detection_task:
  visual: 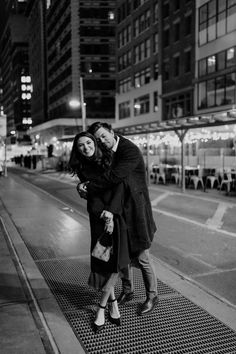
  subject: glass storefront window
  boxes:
[207,79,215,107]
[207,55,216,73]
[225,73,236,104]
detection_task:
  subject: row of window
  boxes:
[133,9,151,38]
[118,0,152,23]
[198,72,236,109]
[163,50,191,81]
[118,5,158,49]
[163,14,192,47]
[199,0,236,46]
[118,63,158,93]
[199,47,236,76]
[162,0,191,18]
[118,91,158,119]
[118,37,153,71]
[164,92,192,120]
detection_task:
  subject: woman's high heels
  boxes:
[93,304,106,333]
[108,299,121,326]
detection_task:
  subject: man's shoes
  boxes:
[139,296,158,316]
[117,291,134,305]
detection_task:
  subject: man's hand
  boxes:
[77,182,88,199]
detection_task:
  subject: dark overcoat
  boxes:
[87,135,157,254]
[77,160,130,275]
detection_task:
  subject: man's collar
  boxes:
[112,135,120,152]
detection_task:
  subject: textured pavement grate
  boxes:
[36,258,236,354]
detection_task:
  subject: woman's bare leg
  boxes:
[109,287,120,319]
[94,288,112,326]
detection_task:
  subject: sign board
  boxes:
[0,114,7,137]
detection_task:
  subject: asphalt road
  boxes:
[8,167,236,307]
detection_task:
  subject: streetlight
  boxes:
[69,78,86,131]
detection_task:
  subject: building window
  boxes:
[226,47,236,67]
[198,46,236,76]
[133,9,151,38]
[153,63,159,80]
[119,77,131,93]
[134,39,150,64]
[163,1,169,18]
[153,32,158,53]
[134,67,151,88]
[199,0,236,46]
[185,14,192,35]
[154,1,158,23]
[163,27,170,47]
[163,60,169,81]
[207,55,216,73]
[134,94,150,116]
[174,22,180,42]
[153,91,158,112]
[118,50,131,71]
[119,101,130,119]
[118,25,131,48]
[198,73,236,108]
[174,0,180,12]
[165,93,191,120]
[184,50,191,72]
[173,55,180,77]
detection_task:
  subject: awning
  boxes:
[114,110,236,136]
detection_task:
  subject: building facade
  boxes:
[0,2,31,142]
[115,0,161,132]
[25,0,48,128]
[195,0,236,120]
[28,0,117,148]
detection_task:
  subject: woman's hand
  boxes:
[101,210,114,234]
[104,219,114,234]
[77,182,88,199]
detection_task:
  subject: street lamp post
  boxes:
[69,77,86,131]
[80,77,86,131]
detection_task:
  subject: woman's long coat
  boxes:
[87,135,157,255]
[77,161,130,275]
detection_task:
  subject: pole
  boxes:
[146,133,150,185]
[4,137,7,177]
[80,77,86,131]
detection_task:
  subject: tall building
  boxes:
[28,0,116,146]
[115,0,161,134]
[0,0,31,141]
[160,0,195,123]
[195,0,236,122]
[25,0,48,129]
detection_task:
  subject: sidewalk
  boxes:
[1,170,236,353]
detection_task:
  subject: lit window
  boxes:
[108,11,115,20]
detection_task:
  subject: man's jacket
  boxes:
[87,135,157,254]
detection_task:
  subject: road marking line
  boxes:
[149,185,236,208]
[152,207,236,238]
[151,191,173,206]
[192,267,236,278]
[206,203,232,229]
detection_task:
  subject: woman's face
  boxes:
[77,136,95,157]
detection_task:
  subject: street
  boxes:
[8,167,236,308]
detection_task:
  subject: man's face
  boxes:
[94,127,116,150]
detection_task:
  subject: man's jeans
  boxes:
[120,249,157,299]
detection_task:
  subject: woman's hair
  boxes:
[68,131,112,175]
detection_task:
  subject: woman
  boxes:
[69,131,130,333]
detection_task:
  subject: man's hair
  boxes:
[87,121,113,135]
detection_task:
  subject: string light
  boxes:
[128,125,236,148]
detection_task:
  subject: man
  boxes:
[78,122,158,315]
